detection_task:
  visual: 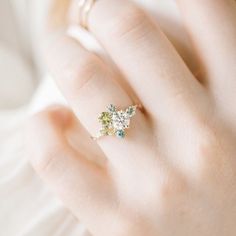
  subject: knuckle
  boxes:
[158,172,188,210]
[192,114,226,177]
[72,54,101,91]
[77,54,100,78]
[108,4,147,40]
[192,114,236,182]
[31,106,66,127]
[195,118,220,159]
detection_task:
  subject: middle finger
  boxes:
[87,0,206,121]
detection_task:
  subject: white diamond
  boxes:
[112,111,130,130]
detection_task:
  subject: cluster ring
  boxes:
[92,104,142,140]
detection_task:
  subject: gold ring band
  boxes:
[77,0,96,29]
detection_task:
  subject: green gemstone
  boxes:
[100,127,115,136]
[100,128,109,136]
[99,112,112,125]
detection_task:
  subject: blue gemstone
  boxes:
[116,130,125,138]
[108,104,116,112]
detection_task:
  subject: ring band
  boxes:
[92,104,142,140]
[77,0,96,29]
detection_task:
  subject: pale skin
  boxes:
[26,0,236,235]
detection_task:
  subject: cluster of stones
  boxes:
[98,104,137,138]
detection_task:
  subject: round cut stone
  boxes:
[107,104,116,113]
[112,111,130,130]
[116,130,125,138]
[99,112,112,126]
[126,106,136,117]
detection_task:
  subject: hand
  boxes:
[26,0,236,235]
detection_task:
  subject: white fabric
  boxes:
[0,1,181,235]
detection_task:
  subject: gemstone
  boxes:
[98,112,112,126]
[116,129,125,138]
[100,127,114,136]
[107,104,117,113]
[126,105,136,117]
[96,104,137,139]
[112,110,130,130]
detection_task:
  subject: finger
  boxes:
[25,106,114,235]
[46,35,155,174]
[176,0,236,103]
[46,0,71,32]
[85,0,206,121]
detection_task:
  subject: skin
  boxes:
[26,0,236,235]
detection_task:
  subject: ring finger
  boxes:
[45,34,157,175]
[84,0,208,122]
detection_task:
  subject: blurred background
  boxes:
[0,0,36,109]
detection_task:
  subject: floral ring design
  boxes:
[92,104,141,140]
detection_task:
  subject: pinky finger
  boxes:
[25,105,115,235]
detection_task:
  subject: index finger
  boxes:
[86,0,206,120]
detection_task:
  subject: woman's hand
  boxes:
[26,0,236,235]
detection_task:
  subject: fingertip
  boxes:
[25,105,73,172]
[41,105,73,127]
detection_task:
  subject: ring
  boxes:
[77,0,96,29]
[92,104,141,140]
